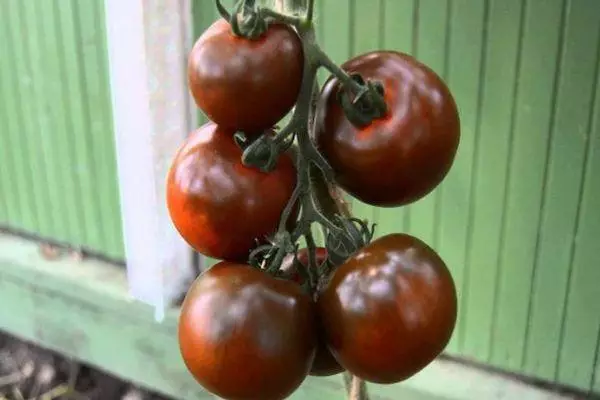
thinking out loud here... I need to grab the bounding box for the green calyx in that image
[338,73,388,128]
[216,0,268,39]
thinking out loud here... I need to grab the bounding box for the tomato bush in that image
[179,262,317,400]
[188,18,304,133]
[317,233,457,384]
[280,247,345,376]
[314,51,460,207]
[166,121,297,261]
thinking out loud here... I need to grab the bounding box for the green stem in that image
[259,7,303,27]
[314,45,363,93]
[243,8,377,276]
[304,230,318,290]
[306,0,315,22]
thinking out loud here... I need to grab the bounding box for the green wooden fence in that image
[0,0,124,260]
[193,0,600,393]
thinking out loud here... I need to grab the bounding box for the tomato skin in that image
[179,262,317,400]
[166,122,297,262]
[280,247,329,284]
[317,233,457,384]
[188,19,304,133]
[279,248,345,376]
[310,322,345,377]
[314,51,460,207]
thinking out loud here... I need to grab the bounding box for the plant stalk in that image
[241,1,373,398]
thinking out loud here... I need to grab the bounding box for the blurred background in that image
[0,0,598,399]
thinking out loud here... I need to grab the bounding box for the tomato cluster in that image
[167,5,460,400]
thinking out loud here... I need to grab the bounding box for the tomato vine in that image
[170,0,460,398]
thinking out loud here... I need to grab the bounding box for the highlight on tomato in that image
[317,233,457,384]
[178,262,317,400]
[315,50,461,208]
[188,18,304,134]
[166,121,297,262]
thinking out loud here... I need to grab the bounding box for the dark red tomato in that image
[166,121,297,262]
[317,233,457,384]
[188,18,304,133]
[279,248,344,377]
[280,247,329,284]
[310,321,345,377]
[314,51,460,207]
[179,262,317,400]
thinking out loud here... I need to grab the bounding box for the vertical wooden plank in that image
[0,80,8,224]
[501,0,566,380]
[72,0,112,253]
[595,333,600,393]
[319,0,351,73]
[105,0,197,315]
[0,2,36,231]
[437,0,487,354]
[23,0,67,242]
[56,0,104,251]
[0,10,18,227]
[460,0,524,361]
[54,0,93,251]
[375,0,416,239]
[520,0,600,387]
[556,17,600,390]
[320,0,354,226]
[20,0,59,238]
[5,0,48,235]
[0,35,8,223]
[491,0,566,373]
[348,0,381,230]
[405,0,449,246]
[94,0,126,258]
[33,0,81,246]
[76,0,124,259]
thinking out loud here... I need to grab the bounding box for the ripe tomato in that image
[280,247,329,284]
[314,51,460,207]
[279,247,344,377]
[188,19,304,133]
[179,262,317,400]
[317,233,457,384]
[166,121,297,261]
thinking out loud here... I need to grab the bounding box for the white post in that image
[103,0,196,321]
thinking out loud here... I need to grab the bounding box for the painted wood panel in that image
[189,0,600,393]
[0,0,124,260]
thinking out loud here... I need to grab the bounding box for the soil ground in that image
[0,331,174,400]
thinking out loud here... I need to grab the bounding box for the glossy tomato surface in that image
[314,51,460,207]
[317,233,457,384]
[179,262,317,400]
[188,19,304,133]
[166,122,297,261]
[279,247,345,376]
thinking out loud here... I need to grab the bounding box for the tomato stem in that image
[316,47,364,94]
[259,7,303,28]
[304,230,318,289]
[240,6,377,276]
[215,0,231,20]
[306,0,315,22]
